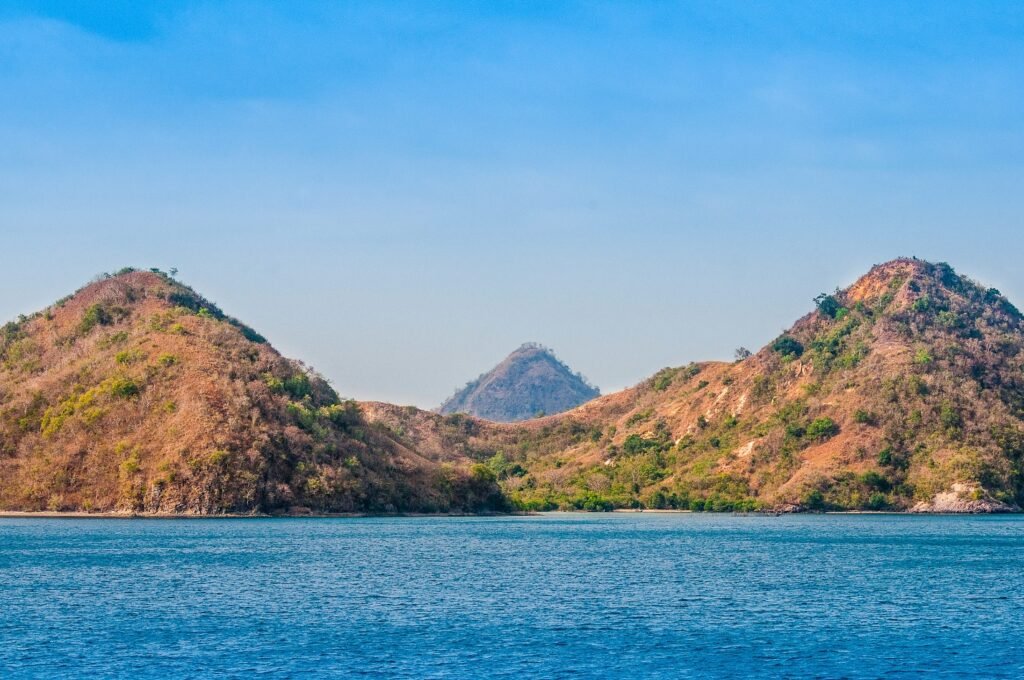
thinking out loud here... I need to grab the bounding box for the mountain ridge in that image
[366,258,1024,513]
[4,258,1024,514]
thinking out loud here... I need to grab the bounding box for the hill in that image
[0,269,504,514]
[365,259,1024,512]
[439,343,600,422]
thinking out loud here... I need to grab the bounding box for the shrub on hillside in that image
[772,336,804,359]
[801,488,826,510]
[853,409,877,425]
[106,376,140,399]
[806,417,839,441]
[814,293,843,319]
[284,372,312,400]
[79,304,113,334]
[866,492,889,510]
[652,367,677,391]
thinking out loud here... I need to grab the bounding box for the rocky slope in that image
[6,259,1023,514]
[0,269,504,514]
[366,259,1024,512]
[439,343,599,422]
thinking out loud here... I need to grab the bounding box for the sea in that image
[2,513,1022,678]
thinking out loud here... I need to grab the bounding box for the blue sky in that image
[1,1,1023,406]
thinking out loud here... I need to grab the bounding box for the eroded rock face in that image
[910,483,1018,514]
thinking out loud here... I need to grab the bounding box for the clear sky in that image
[1,1,1022,406]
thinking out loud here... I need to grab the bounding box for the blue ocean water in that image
[1,513,1022,679]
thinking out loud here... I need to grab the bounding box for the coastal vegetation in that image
[364,259,1024,514]
[3,258,1024,514]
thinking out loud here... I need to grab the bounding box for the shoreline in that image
[1,509,1019,519]
[0,510,526,520]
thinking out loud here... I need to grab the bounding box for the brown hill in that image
[0,269,504,514]
[439,343,599,422]
[365,259,1024,512]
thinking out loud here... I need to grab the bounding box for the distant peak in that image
[439,343,599,422]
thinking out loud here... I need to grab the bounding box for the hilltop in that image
[366,259,1024,512]
[0,269,504,514]
[6,259,1024,514]
[439,343,600,422]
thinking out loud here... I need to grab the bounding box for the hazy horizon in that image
[2,1,1023,406]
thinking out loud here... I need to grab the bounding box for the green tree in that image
[772,336,804,358]
[814,293,843,319]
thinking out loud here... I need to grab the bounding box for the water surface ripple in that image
[1,514,1022,678]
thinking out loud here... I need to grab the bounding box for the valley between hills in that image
[2,258,1023,515]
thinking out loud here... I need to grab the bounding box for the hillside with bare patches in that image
[365,260,1024,512]
[0,270,503,514]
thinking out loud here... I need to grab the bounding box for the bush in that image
[772,336,804,359]
[115,349,146,365]
[622,434,662,456]
[801,489,826,510]
[320,400,361,429]
[239,325,267,344]
[625,410,652,427]
[571,493,614,512]
[207,449,230,466]
[79,304,113,335]
[485,453,527,480]
[866,492,889,510]
[106,376,139,399]
[940,402,962,432]
[652,368,677,391]
[805,417,839,441]
[469,463,496,484]
[853,409,877,425]
[859,470,890,491]
[284,372,312,400]
[814,293,843,319]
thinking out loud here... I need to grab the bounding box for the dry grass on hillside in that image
[0,270,503,514]
[366,259,1024,512]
